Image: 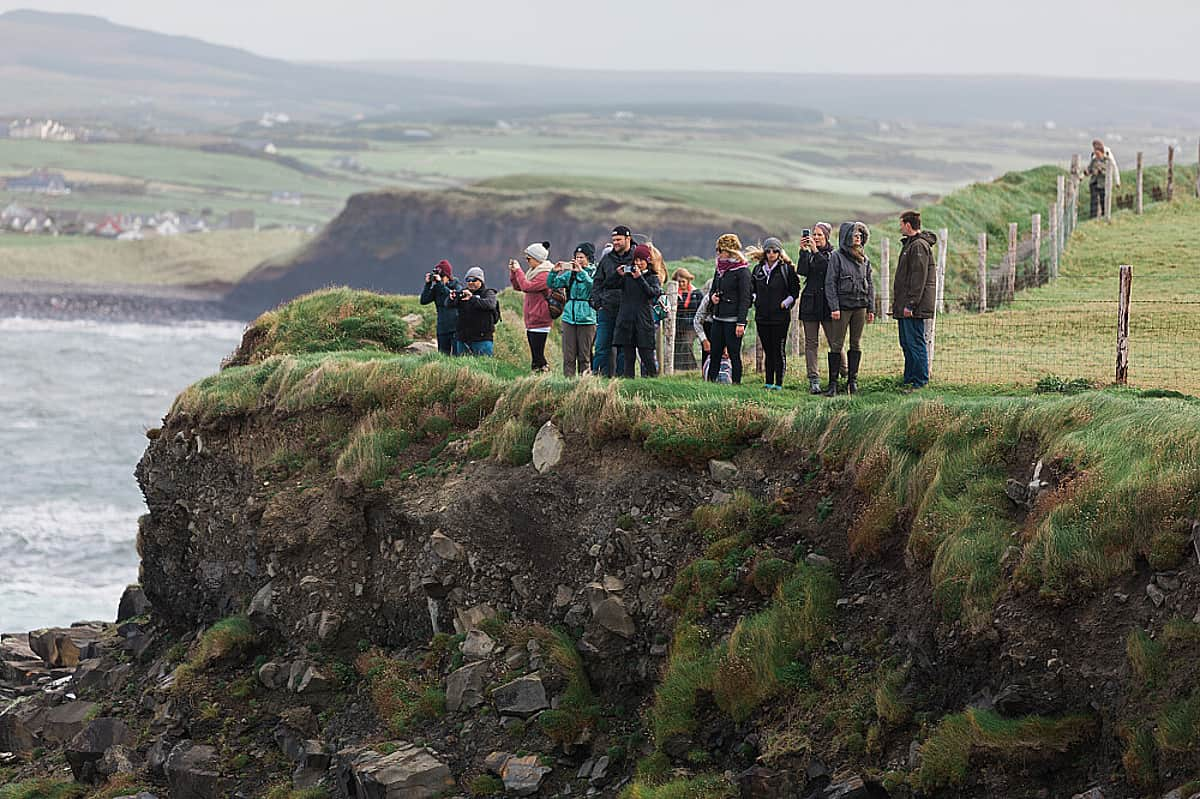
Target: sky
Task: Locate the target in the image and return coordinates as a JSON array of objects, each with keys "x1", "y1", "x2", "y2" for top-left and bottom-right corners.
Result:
[{"x1": 2, "y1": 0, "x2": 1199, "y2": 81}]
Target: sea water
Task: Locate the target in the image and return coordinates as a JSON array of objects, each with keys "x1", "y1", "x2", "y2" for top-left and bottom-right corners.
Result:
[{"x1": 0, "y1": 317, "x2": 244, "y2": 633}]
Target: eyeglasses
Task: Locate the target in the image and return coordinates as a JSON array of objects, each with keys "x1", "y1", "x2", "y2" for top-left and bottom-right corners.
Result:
[
  {"x1": 765, "y1": 248, "x2": 780, "y2": 254},
  {"x1": 466, "y1": 277, "x2": 482, "y2": 283}
]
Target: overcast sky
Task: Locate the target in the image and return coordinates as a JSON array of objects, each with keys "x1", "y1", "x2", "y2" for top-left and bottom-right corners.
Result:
[{"x1": 4, "y1": 0, "x2": 1199, "y2": 81}]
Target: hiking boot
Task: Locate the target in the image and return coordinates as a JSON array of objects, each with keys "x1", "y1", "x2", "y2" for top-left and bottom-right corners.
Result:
[
  {"x1": 824, "y1": 353, "x2": 840, "y2": 397},
  {"x1": 809, "y1": 378, "x2": 822, "y2": 394},
  {"x1": 846, "y1": 350, "x2": 862, "y2": 395}
]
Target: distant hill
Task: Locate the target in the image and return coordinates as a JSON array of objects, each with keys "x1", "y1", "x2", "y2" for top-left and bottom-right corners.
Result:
[{"x1": 3, "y1": 11, "x2": 1200, "y2": 129}]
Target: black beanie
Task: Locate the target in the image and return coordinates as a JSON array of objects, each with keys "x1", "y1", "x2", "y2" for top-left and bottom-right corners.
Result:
[{"x1": 574, "y1": 242, "x2": 595, "y2": 262}]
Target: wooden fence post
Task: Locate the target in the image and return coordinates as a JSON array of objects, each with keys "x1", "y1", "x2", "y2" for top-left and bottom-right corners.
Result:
[
  {"x1": 754, "y1": 332, "x2": 764, "y2": 374},
  {"x1": 1006, "y1": 222, "x2": 1018, "y2": 302},
  {"x1": 977, "y1": 233, "x2": 988, "y2": 312},
  {"x1": 1049, "y1": 202, "x2": 1059, "y2": 281},
  {"x1": 787, "y1": 291, "x2": 801, "y2": 359},
  {"x1": 1104, "y1": 157, "x2": 1114, "y2": 222},
  {"x1": 879, "y1": 237, "x2": 891, "y2": 317},
  {"x1": 936, "y1": 228, "x2": 948, "y2": 313},
  {"x1": 1136, "y1": 151, "x2": 1144, "y2": 214},
  {"x1": 1031, "y1": 213, "x2": 1042, "y2": 284},
  {"x1": 1056, "y1": 174, "x2": 1066, "y2": 263},
  {"x1": 1069, "y1": 154, "x2": 1081, "y2": 234},
  {"x1": 1167, "y1": 145, "x2": 1175, "y2": 202},
  {"x1": 663, "y1": 279, "x2": 678, "y2": 376},
  {"x1": 1196, "y1": 139, "x2": 1200, "y2": 198},
  {"x1": 1115, "y1": 265, "x2": 1132, "y2": 385}
]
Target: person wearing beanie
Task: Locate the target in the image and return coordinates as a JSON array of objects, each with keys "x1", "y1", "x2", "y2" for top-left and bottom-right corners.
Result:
[
  {"x1": 672, "y1": 267, "x2": 704, "y2": 371},
  {"x1": 824, "y1": 222, "x2": 875, "y2": 395},
  {"x1": 590, "y1": 225, "x2": 636, "y2": 377},
  {"x1": 613, "y1": 242, "x2": 663, "y2": 379},
  {"x1": 547, "y1": 243, "x2": 598, "y2": 377},
  {"x1": 509, "y1": 241, "x2": 555, "y2": 372},
  {"x1": 419, "y1": 258, "x2": 462, "y2": 356},
  {"x1": 797, "y1": 222, "x2": 839, "y2": 393},
  {"x1": 751, "y1": 237, "x2": 800, "y2": 390},
  {"x1": 707, "y1": 233, "x2": 753, "y2": 385},
  {"x1": 447, "y1": 266, "x2": 499, "y2": 357}
]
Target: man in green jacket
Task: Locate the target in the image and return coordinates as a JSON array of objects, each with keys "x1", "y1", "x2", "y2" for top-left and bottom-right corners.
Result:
[
  {"x1": 548, "y1": 243, "x2": 598, "y2": 376},
  {"x1": 893, "y1": 210, "x2": 938, "y2": 389}
]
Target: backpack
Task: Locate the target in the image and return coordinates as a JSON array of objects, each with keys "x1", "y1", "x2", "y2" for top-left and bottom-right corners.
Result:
[
  {"x1": 702, "y1": 354, "x2": 734, "y2": 384},
  {"x1": 546, "y1": 287, "x2": 568, "y2": 320},
  {"x1": 651, "y1": 294, "x2": 670, "y2": 324}
]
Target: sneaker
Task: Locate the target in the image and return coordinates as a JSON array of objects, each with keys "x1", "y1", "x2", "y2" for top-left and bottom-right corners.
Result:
[
  {"x1": 772, "y1": 384, "x2": 784, "y2": 391},
  {"x1": 808, "y1": 379, "x2": 822, "y2": 394},
  {"x1": 764, "y1": 383, "x2": 775, "y2": 390}
]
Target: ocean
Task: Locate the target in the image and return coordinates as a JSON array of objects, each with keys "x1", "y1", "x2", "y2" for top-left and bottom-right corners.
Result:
[{"x1": 0, "y1": 317, "x2": 244, "y2": 633}]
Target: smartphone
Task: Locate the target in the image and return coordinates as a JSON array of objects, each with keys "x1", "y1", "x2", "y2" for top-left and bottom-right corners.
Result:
[{"x1": 802, "y1": 229, "x2": 812, "y2": 238}]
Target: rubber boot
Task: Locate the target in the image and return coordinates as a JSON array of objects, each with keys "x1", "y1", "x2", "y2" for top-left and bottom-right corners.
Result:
[
  {"x1": 824, "y1": 353, "x2": 840, "y2": 397},
  {"x1": 846, "y1": 350, "x2": 862, "y2": 395},
  {"x1": 808, "y1": 377, "x2": 821, "y2": 394}
]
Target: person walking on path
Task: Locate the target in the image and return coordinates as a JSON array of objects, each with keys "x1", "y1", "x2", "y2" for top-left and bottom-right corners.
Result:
[
  {"x1": 797, "y1": 222, "x2": 839, "y2": 394},
  {"x1": 1085, "y1": 138, "x2": 1120, "y2": 220},
  {"x1": 591, "y1": 226, "x2": 635, "y2": 377},
  {"x1": 547, "y1": 242, "x2": 598, "y2": 377},
  {"x1": 509, "y1": 241, "x2": 555, "y2": 373},
  {"x1": 707, "y1": 233, "x2": 753, "y2": 385},
  {"x1": 448, "y1": 266, "x2": 499, "y2": 356},
  {"x1": 419, "y1": 259, "x2": 461, "y2": 355},
  {"x1": 751, "y1": 237, "x2": 800, "y2": 390},
  {"x1": 892, "y1": 211, "x2": 937, "y2": 389},
  {"x1": 614, "y1": 243, "x2": 663, "y2": 378},
  {"x1": 824, "y1": 222, "x2": 875, "y2": 395},
  {"x1": 673, "y1": 267, "x2": 704, "y2": 371}
]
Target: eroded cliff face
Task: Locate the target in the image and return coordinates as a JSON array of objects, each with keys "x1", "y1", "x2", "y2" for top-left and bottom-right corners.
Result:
[{"x1": 222, "y1": 188, "x2": 772, "y2": 316}]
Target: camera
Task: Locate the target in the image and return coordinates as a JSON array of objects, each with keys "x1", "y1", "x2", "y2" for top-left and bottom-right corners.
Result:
[
  {"x1": 427, "y1": 271, "x2": 439, "y2": 282},
  {"x1": 802, "y1": 229, "x2": 812, "y2": 238}
]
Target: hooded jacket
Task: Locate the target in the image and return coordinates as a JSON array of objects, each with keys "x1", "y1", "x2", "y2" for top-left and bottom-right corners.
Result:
[
  {"x1": 510, "y1": 260, "x2": 554, "y2": 330},
  {"x1": 892, "y1": 230, "x2": 938, "y2": 319},
  {"x1": 825, "y1": 222, "x2": 875, "y2": 313},
  {"x1": 711, "y1": 259, "x2": 753, "y2": 324},
  {"x1": 546, "y1": 263, "x2": 598, "y2": 326},
  {"x1": 419, "y1": 277, "x2": 462, "y2": 335},
  {"x1": 614, "y1": 266, "x2": 663, "y2": 349},
  {"x1": 592, "y1": 246, "x2": 635, "y2": 313},
  {"x1": 752, "y1": 258, "x2": 801, "y2": 325},
  {"x1": 796, "y1": 245, "x2": 834, "y2": 321},
  {"x1": 448, "y1": 285, "x2": 499, "y2": 343}
]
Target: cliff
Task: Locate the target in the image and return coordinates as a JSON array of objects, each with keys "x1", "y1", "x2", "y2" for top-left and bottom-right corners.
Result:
[{"x1": 3, "y1": 290, "x2": 1200, "y2": 799}]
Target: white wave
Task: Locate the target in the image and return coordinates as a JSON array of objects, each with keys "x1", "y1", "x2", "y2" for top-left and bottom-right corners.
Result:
[
  {"x1": 0, "y1": 316, "x2": 246, "y2": 341},
  {"x1": 0, "y1": 500, "x2": 141, "y2": 554}
]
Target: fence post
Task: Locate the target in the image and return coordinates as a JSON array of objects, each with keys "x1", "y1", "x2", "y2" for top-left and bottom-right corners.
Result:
[
  {"x1": 1031, "y1": 213, "x2": 1042, "y2": 284},
  {"x1": 787, "y1": 291, "x2": 801, "y2": 359},
  {"x1": 1049, "y1": 202, "x2": 1059, "y2": 281},
  {"x1": 1136, "y1": 151, "x2": 1144, "y2": 214},
  {"x1": 977, "y1": 233, "x2": 988, "y2": 312},
  {"x1": 1104, "y1": 157, "x2": 1114, "y2": 222},
  {"x1": 1069, "y1": 154, "x2": 1081, "y2": 233},
  {"x1": 1196, "y1": 139, "x2": 1200, "y2": 198},
  {"x1": 879, "y1": 237, "x2": 891, "y2": 317},
  {"x1": 1006, "y1": 222, "x2": 1018, "y2": 302},
  {"x1": 1167, "y1": 145, "x2": 1175, "y2": 202},
  {"x1": 936, "y1": 228, "x2": 948, "y2": 313},
  {"x1": 1056, "y1": 173, "x2": 1066, "y2": 263},
  {"x1": 1115, "y1": 265, "x2": 1133, "y2": 385},
  {"x1": 663, "y1": 279, "x2": 678, "y2": 376},
  {"x1": 754, "y1": 332, "x2": 764, "y2": 374}
]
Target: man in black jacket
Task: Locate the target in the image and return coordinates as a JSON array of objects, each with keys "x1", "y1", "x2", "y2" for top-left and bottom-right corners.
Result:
[
  {"x1": 447, "y1": 266, "x2": 499, "y2": 357},
  {"x1": 590, "y1": 225, "x2": 635, "y2": 377},
  {"x1": 893, "y1": 211, "x2": 937, "y2": 388}
]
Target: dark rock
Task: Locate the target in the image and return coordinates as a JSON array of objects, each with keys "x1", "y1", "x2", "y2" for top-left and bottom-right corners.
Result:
[
  {"x1": 247, "y1": 581, "x2": 277, "y2": 630},
  {"x1": 42, "y1": 700, "x2": 99, "y2": 743},
  {"x1": 493, "y1": 674, "x2": 549, "y2": 718},
  {"x1": 337, "y1": 743, "x2": 453, "y2": 799},
  {"x1": 66, "y1": 717, "x2": 133, "y2": 783},
  {"x1": 824, "y1": 775, "x2": 868, "y2": 798},
  {"x1": 0, "y1": 712, "x2": 36, "y2": 754},
  {"x1": 708, "y1": 459, "x2": 739, "y2": 483},
  {"x1": 484, "y1": 750, "x2": 512, "y2": 774},
  {"x1": 460, "y1": 630, "x2": 496, "y2": 661},
  {"x1": 738, "y1": 765, "x2": 786, "y2": 798},
  {"x1": 446, "y1": 661, "x2": 489, "y2": 712},
  {"x1": 165, "y1": 741, "x2": 220, "y2": 799},
  {"x1": 295, "y1": 665, "x2": 333, "y2": 694},
  {"x1": 1070, "y1": 789, "x2": 1104, "y2": 799},
  {"x1": 70, "y1": 658, "x2": 113, "y2": 693},
  {"x1": 501, "y1": 753, "x2": 552, "y2": 796},
  {"x1": 1147, "y1": 583, "x2": 1166, "y2": 607},
  {"x1": 117, "y1": 585, "x2": 150, "y2": 622},
  {"x1": 592, "y1": 596, "x2": 637, "y2": 639},
  {"x1": 27, "y1": 625, "x2": 105, "y2": 668},
  {"x1": 258, "y1": 660, "x2": 289, "y2": 690},
  {"x1": 97, "y1": 744, "x2": 136, "y2": 780}
]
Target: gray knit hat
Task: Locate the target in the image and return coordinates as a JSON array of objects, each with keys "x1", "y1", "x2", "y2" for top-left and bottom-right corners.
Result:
[
  {"x1": 524, "y1": 241, "x2": 550, "y2": 262},
  {"x1": 465, "y1": 266, "x2": 485, "y2": 283},
  {"x1": 763, "y1": 237, "x2": 784, "y2": 251}
]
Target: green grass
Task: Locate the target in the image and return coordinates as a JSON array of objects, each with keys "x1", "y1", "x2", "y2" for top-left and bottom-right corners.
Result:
[
  {"x1": 618, "y1": 775, "x2": 734, "y2": 799},
  {"x1": 1155, "y1": 689, "x2": 1200, "y2": 753},
  {"x1": 1126, "y1": 629, "x2": 1166, "y2": 685},
  {"x1": 172, "y1": 614, "x2": 256, "y2": 694},
  {"x1": 0, "y1": 780, "x2": 85, "y2": 799}
]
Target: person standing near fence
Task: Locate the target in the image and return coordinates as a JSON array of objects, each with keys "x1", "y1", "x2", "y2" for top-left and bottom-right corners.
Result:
[
  {"x1": 893, "y1": 211, "x2": 937, "y2": 390},
  {"x1": 1085, "y1": 139, "x2": 1120, "y2": 220},
  {"x1": 707, "y1": 233, "x2": 753, "y2": 385},
  {"x1": 797, "y1": 222, "x2": 837, "y2": 394},
  {"x1": 614, "y1": 243, "x2": 663, "y2": 379},
  {"x1": 825, "y1": 222, "x2": 875, "y2": 395},
  {"x1": 673, "y1": 268, "x2": 703, "y2": 371},
  {"x1": 591, "y1": 226, "x2": 634, "y2": 377},
  {"x1": 548, "y1": 243, "x2": 597, "y2": 377},
  {"x1": 751, "y1": 237, "x2": 800, "y2": 390},
  {"x1": 509, "y1": 241, "x2": 555, "y2": 373}
]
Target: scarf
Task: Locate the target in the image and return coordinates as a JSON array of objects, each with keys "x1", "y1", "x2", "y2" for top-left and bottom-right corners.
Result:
[
  {"x1": 715, "y1": 256, "x2": 747, "y2": 277},
  {"x1": 526, "y1": 260, "x2": 554, "y2": 280}
]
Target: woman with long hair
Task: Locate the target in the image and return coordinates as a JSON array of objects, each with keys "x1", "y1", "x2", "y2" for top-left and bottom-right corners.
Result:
[
  {"x1": 751, "y1": 237, "x2": 800, "y2": 390},
  {"x1": 796, "y1": 222, "x2": 839, "y2": 394},
  {"x1": 706, "y1": 233, "x2": 753, "y2": 384},
  {"x1": 824, "y1": 222, "x2": 875, "y2": 395}
]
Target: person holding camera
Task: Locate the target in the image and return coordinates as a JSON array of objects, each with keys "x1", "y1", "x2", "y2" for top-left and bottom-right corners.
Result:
[
  {"x1": 824, "y1": 222, "x2": 875, "y2": 395},
  {"x1": 419, "y1": 259, "x2": 461, "y2": 355},
  {"x1": 797, "y1": 222, "x2": 838, "y2": 394},
  {"x1": 447, "y1": 266, "x2": 499, "y2": 356},
  {"x1": 707, "y1": 233, "x2": 753, "y2": 385},
  {"x1": 614, "y1": 243, "x2": 663, "y2": 379},
  {"x1": 591, "y1": 225, "x2": 635, "y2": 377},
  {"x1": 509, "y1": 241, "x2": 555, "y2": 373},
  {"x1": 547, "y1": 243, "x2": 598, "y2": 377},
  {"x1": 751, "y1": 237, "x2": 800, "y2": 390}
]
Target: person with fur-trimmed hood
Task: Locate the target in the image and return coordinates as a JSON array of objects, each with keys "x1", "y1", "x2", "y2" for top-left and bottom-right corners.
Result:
[
  {"x1": 750, "y1": 237, "x2": 801, "y2": 390},
  {"x1": 824, "y1": 222, "x2": 875, "y2": 395},
  {"x1": 707, "y1": 233, "x2": 753, "y2": 385}
]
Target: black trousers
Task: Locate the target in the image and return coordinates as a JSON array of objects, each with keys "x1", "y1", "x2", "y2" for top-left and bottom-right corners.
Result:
[
  {"x1": 707, "y1": 321, "x2": 744, "y2": 384},
  {"x1": 621, "y1": 344, "x2": 657, "y2": 378},
  {"x1": 757, "y1": 321, "x2": 789, "y2": 386},
  {"x1": 1090, "y1": 183, "x2": 1105, "y2": 219},
  {"x1": 527, "y1": 331, "x2": 549, "y2": 371}
]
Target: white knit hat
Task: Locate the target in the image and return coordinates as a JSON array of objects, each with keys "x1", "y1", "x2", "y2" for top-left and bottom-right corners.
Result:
[{"x1": 524, "y1": 241, "x2": 550, "y2": 262}]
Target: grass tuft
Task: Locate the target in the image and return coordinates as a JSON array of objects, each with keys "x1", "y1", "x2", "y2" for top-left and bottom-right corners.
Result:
[
  {"x1": 618, "y1": 775, "x2": 735, "y2": 799},
  {"x1": 1126, "y1": 629, "x2": 1166, "y2": 686}
]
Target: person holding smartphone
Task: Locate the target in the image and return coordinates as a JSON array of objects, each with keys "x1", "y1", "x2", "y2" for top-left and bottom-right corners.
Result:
[
  {"x1": 824, "y1": 222, "x2": 875, "y2": 395},
  {"x1": 509, "y1": 241, "x2": 555, "y2": 373},
  {"x1": 547, "y1": 243, "x2": 597, "y2": 377},
  {"x1": 751, "y1": 237, "x2": 800, "y2": 390},
  {"x1": 796, "y1": 222, "x2": 838, "y2": 393},
  {"x1": 707, "y1": 233, "x2": 753, "y2": 385}
]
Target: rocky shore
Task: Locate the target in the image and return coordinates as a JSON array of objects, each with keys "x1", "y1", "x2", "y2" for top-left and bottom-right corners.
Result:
[{"x1": 0, "y1": 281, "x2": 239, "y2": 323}]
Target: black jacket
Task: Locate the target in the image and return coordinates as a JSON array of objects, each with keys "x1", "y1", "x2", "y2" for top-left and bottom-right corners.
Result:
[
  {"x1": 796, "y1": 247, "x2": 833, "y2": 321},
  {"x1": 893, "y1": 230, "x2": 938, "y2": 319},
  {"x1": 448, "y1": 287, "x2": 498, "y2": 343},
  {"x1": 591, "y1": 247, "x2": 635, "y2": 313},
  {"x1": 825, "y1": 223, "x2": 875, "y2": 313},
  {"x1": 752, "y1": 260, "x2": 801, "y2": 325},
  {"x1": 420, "y1": 278, "x2": 461, "y2": 335},
  {"x1": 614, "y1": 269, "x2": 663, "y2": 349},
  {"x1": 710, "y1": 264, "x2": 753, "y2": 324}
]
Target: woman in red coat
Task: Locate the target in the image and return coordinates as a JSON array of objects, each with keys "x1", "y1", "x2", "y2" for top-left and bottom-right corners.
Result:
[{"x1": 509, "y1": 241, "x2": 555, "y2": 372}]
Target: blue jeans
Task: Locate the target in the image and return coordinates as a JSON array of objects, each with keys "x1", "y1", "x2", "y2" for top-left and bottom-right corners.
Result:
[
  {"x1": 592, "y1": 309, "x2": 624, "y2": 377},
  {"x1": 436, "y1": 330, "x2": 456, "y2": 356},
  {"x1": 454, "y1": 340, "x2": 494, "y2": 357},
  {"x1": 898, "y1": 317, "x2": 929, "y2": 387}
]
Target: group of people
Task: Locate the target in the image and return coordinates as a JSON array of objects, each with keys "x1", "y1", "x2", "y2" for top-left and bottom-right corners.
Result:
[{"x1": 420, "y1": 209, "x2": 942, "y2": 394}]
